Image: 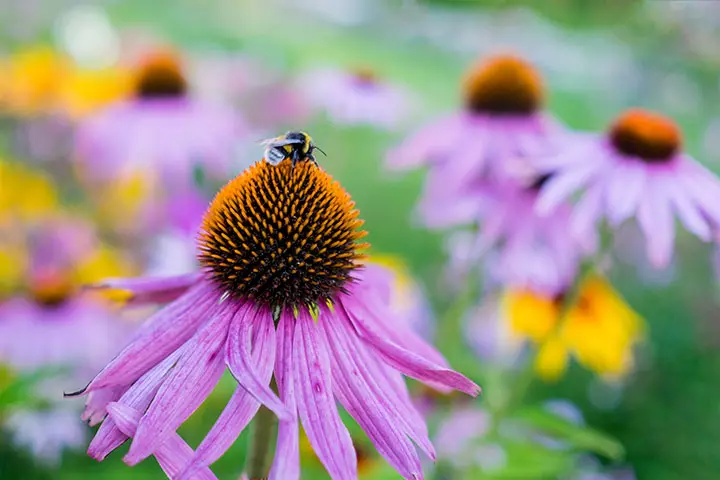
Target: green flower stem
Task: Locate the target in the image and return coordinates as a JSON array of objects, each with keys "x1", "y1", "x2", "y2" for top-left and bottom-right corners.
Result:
[{"x1": 245, "y1": 404, "x2": 277, "y2": 480}]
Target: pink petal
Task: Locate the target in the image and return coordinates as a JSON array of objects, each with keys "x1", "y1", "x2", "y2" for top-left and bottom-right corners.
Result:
[
  {"x1": 180, "y1": 309, "x2": 278, "y2": 477},
  {"x1": 386, "y1": 115, "x2": 466, "y2": 170},
  {"x1": 90, "y1": 273, "x2": 202, "y2": 306},
  {"x1": 329, "y1": 307, "x2": 435, "y2": 459},
  {"x1": 605, "y1": 161, "x2": 646, "y2": 226},
  {"x1": 342, "y1": 299, "x2": 480, "y2": 397},
  {"x1": 226, "y1": 305, "x2": 290, "y2": 420},
  {"x1": 536, "y1": 161, "x2": 598, "y2": 215},
  {"x1": 106, "y1": 403, "x2": 217, "y2": 480},
  {"x1": 343, "y1": 286, "x2": 447, "y2": 367},
  {"x1": 570, "y1": 179, "x2": 605, "y2": 252},
  {"x1": 69, "y1": 283, "x2": 217, "y2": 394},
  {"x1": 293, "y1": 308, "x2": 357, "y2": 480},
  {"x1": 662, "y1": 173, "x2": 711, "y2": 241},
  {"x1": 125, "y1": 308, "x2": 232, "y2": 465},
  {"x1": 269, "y1": 313, "x2": 300, "y2": 480},
  {"x1": 322, "y1": 308, "x2": 426, "y2": 478},
  {"x1": 637, "y1": 185, "x2": 676, "y2": 269},
  {"x1": 678, "y1": 159, "x2": 720, "y2": 225},
  {"x1": 88, "y1": 349, "x2": 183, "y2": 460}
]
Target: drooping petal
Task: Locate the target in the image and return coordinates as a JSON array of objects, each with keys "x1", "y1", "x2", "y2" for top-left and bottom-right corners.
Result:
[
  {"x1": 342, "y1": 299, "x2": 480, "y2": 397},
  {"x1": 269, "y1": 312, "x2": 300, "y2": 480},
  {"x1": 569, "y1": 179, "x2": 605, "y2": 252},
  {"x1": 343, "y1": 285, "x2": 447, "y2": 367},
  {"x1": 328, "y1": 305, "x2": 435, "y2": 459},
  {"x1": 82, "y1": 386, "x2": 125, "y2": 426},
  {"x1": 88, "y1": 349, "x2": 183, "y2": 460},
  {"x1": 69, "y1": 282, "x2": 217, "y2": 394},
  {"x1": 125, "y1": 307, "x2": 233, "y2": 465},
  {"x1": 636, "y1": 184, "x2": 675, "y2": 269},
  {"x1": 535, "y1": 161, "x2": 599, "y2": 215},
  {"x1": 322, "y1": 308, "x2": 425, "y2": 478},
  {"x1": 90, "y1": 273, "x2": 202, "y2": 306},
  {"x1": 179, "y1": 308, "x2": 278, "y2": 478},
  {"x1": 226, "y1": 304, "x2": 290, "y2": 420},
  {"x1": 605, "y1": 161, "x2": 646, "y2": 226},
  {"x1": 293, "y1": 308, "x2": 357, "y2": 480},
  {"x1": 106, "y1": 403, "x2": 217, "y2": 480},
  {"x1": 661, "y1": 171, "x2": 712, "y2": 241},
  {"x1": 386, "y1": 114, "x2": 466, "y2": 170}
]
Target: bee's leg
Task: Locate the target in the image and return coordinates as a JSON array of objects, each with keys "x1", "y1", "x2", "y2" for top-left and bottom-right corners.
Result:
[
  {"x1": 291, "y1": 150, "x2": 300, "y2": 168},
  {"x1": 307, "y1": 153, "x2": 318, "y2": 166}
]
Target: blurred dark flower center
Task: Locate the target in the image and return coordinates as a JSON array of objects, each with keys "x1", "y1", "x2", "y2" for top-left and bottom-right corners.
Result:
[
  {"x1": 351, "y1": 67, "x2": 378, "y2": 88},
  {"x1": 135, "y1": 52, "x2": 187, "y2": 99},
  {"x1": 609, "y1": 109, "x2": 680, "y2": 162},
  {"x1": 28, "y1": 270, "x2": 74, "y2": 308},
  {"x1": 463, "y1": 55, "x2": 543, "y2": 115},
  {"x1": 198, "y1": 159, "x2": 369, "y2": 309}
]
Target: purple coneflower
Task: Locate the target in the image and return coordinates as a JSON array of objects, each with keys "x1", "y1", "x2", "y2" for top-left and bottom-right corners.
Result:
[
  {"x1": 71, "y1": 158, "x2": 479, "y2": 479},
  {"x1": 0, "y1": 218, "x2": 130, "y2": 376},
  {"x1": 536, "y1": 108, "x2": 720, "y2": 268},
  {"x1": 299, "y1": 67, "x2": 414, "y2": 130},
  {"x1": 74, "y1": 49, "x2": 247, "y2": 192},
  {"x1": 441, "y1": 179, "x2": 582, "y2": 295},
  {"x1": 387, "y1": 54, "x2": 570, "y2": 196}
]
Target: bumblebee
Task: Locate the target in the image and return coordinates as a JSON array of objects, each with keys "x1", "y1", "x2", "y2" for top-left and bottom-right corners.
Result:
[{"x1": 261, "y1": 131, "x2": 325, "y2": 167}]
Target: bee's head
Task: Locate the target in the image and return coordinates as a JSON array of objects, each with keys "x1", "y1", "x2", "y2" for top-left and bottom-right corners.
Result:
[{"x1": 285, "y1": 131, "x2": 311, "y2": 148}]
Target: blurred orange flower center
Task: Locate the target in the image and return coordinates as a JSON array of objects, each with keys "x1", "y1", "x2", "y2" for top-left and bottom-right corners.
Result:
[
  {"x1": 463, "y1": 54, "x2": 544, "y2": 115},
  {"x1": 135, "y1": 51, "x2": 187, "y2": 99},
  {"x1": 609, "y1": 108, "x2": 681, "y2": 162},
  {"x1": 351, "y1": 67, "x2": 378, "y2": 86},
  {"x1": 28, "y1": 270, "x2": 75, "y2": 307}
]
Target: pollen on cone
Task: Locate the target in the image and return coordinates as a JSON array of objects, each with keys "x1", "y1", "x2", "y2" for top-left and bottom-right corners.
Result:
[{"x1": 198, "y1": 159, "x2": 369, "y2": 308}]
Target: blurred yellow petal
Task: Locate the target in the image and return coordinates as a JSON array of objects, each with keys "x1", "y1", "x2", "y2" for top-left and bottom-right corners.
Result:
[
  {"x1": 74, "y1": 245, "x2": 133, "y2": 285},
  {"x1": 561, "y1": 276, "x2": 644, "y2": 379},
  {"x1": 0, "y1": 246, "x2": 26, "y2": 297},
  {"x1": 0, "y1": 161, "x2": 59, "y2": 221},
  {"x1": 1, "y1": 46, "x2": 70, "y2": 115},
  {"x1": 58, "y1": 67, "x2": 133, "y2": 119},
  {"x1": 534, "y1": 337, "x2": 569, "y2": 382},
  {"x1": 504, "y1": 289, "x2": 558, "y2": 342}
]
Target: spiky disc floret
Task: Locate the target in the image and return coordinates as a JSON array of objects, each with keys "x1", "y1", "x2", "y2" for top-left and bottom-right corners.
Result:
[{"x1": 198, "y1": 160, "x2": 369, "y2": 308}]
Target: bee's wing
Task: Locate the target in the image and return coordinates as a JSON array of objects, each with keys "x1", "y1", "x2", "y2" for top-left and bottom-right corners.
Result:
[
  {"x1": 265, "y1": 147, "x2": 287, "y2": 165},
  {"x1": 260, "y1": 137, "x2": 305, "y2": 147}
]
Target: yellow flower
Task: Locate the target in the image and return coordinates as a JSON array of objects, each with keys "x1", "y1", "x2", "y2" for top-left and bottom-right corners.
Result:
[
  {"x1": 503, "y1": 276, "x2": 644, "y2": 381},
  {"x1": 0, "y1": 161, "x2": 59, "y2": 222},
  {"x1": 0, "y1": 240, "x2": 27, "y2": 298},
  {"x1": 89, "y1": 169, "x2": 157, "y2": 232},
  {"x1": 73, "y1": 244, "x2": 133, "y2": 286},
  {"x1": 0, "y1": 46, "x2": 70, "y2": 115},
  {"x1": 57, "y1": 66, "x2": 133, "y2": 119}
]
